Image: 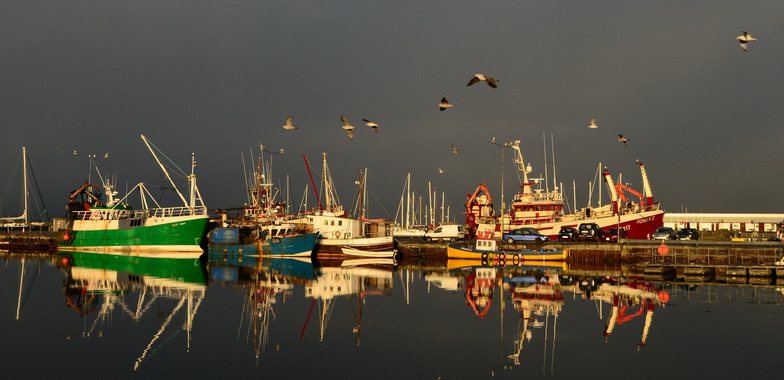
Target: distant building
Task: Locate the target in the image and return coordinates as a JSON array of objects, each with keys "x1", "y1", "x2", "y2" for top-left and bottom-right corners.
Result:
[{"x1": 664, "y1": 213, "x2": 784, "y2": 232}]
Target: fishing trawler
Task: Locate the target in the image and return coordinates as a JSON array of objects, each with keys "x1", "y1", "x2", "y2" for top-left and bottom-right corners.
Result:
[
  {"x1": 466, "y1": 140, "x2": 664, "y2": 240},
  {"x1": 209, "y1": 145, "x2": 318, "y2": 257},
  {"x1": 299, "y1": 153, "x2": 394, "y2": 257},
  {"x1": 57, "y1": 135, "x2": 210, "y2": 253}
]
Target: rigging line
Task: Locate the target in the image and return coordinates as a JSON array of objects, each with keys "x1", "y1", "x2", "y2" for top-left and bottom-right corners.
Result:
[
  {"x1": 0, "y1": 150, "x2": 22, "y2": 215},
  {"x1": 367, "y1": 186, "x2": 392, "y2": 220},
  {"x1": 143, "y1": 139, "x2": 188, "y2": 179},
  {"x1": 25, "y1": 151, "x2": 50, "y2": 221},
  {"x1": 237, "y1": 293, "x2": 248, "y2": 342}
]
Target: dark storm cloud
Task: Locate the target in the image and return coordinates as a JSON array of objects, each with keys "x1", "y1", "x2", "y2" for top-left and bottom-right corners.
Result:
[{"x1": 3, "y1": 1, "x2": 784, "y2": 222}]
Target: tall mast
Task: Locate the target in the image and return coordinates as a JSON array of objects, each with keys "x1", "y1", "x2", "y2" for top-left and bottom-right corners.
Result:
[
  {"x1": 510, "y1": 141, "x2": 532, "y2": 194},
  {"x1": 406, "y1": 173, "x2": 411, "y2": 227},
  {"x1": 551, "y1": 133, "x2": 557, "y2": 192},
  {"x1": 542, "y1": 131, "x2": 549, "y2": 192},
  {"x1": 23, "y1": 147, "x2": 28, "y2": 225},
  {"x1": 189, "y1": 153, "x2": 196, "y2": 208},
  {"x1": 322, "y1": 153, "x2": 330, "y2": 209},
  {"x1": 441, "y1": 191, "x2": 445, "y2": 224}
]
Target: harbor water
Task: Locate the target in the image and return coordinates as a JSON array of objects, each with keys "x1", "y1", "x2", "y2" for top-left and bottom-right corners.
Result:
[{"x1": 2, "y1": 250, "x2": 783, "y2": 379}]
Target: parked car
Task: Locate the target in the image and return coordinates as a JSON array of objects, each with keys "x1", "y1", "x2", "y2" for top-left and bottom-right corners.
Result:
[
  {"x1": 676, "y1": 228, "x2": 700, "y2": 240},
  {"x1": 603, "y1": 228, "x2": 629, "y2": 242},
  {"x1": 558, "y1": 227, "x2": 578, "y2": 241},
  {"x1": 578, "y1": 223, "x2": 604, "y2": 241},
  {"x1": 652, "y1": 227, "x2": 676, "y2": 240},
  {"x1": 503, "y1": 228, "x2": 549, "y2": 244},
  {"x1": 424, "y1": 224, "x2": 465, "y2": 242}
]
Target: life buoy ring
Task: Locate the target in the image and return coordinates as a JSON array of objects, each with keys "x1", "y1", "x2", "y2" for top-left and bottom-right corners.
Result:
[
  {"x1": 335, "y1": 231, "x2": 341, "y2": 238},
  {"x1": 481, "y1": 253, "x2": 488, "y2": 260}
]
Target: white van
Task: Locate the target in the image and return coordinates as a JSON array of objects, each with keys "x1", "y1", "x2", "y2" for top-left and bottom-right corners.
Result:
[{"x1": 424, "y1": 224, "x2": 465, "y2": 242}]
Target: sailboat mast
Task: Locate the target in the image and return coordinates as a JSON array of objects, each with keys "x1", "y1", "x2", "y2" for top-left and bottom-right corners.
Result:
[
  {"x1": 441, "y1": 191, "x2": 445, "y2": 224},
  {"x1": 406, "y1": 174, "x2": 411, "y2": 227},
  {"x1": 551, "y1": 133, "x2": 557, "y2": 192},
  {"x1": 23, "y1": 147, "x2": 28, "y2": 225}
]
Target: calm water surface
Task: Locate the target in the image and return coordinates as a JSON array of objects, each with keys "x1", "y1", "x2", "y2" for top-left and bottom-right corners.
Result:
[{"x1": 2, "y1": 250, "x2": 783, "y2": 379}]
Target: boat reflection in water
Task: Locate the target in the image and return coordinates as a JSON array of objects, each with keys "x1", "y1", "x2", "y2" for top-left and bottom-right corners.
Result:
[
  {"x1": 423, "y1": 258, "x2": 672, "y2": 376},
  {"x1": 4, "y1": 246, "x2": 784, "y2": 377},
  {"x1": 59, "y1": 250, "x2": 207, "y2": 371},
  {"x1": 207, "y1": 248, "x2": 395, "y2": 355},
  {"x1": 305, "y1": 257, "x2": 395, "y2": 346},
  {"x1": 209, "y1": 252, "x2": 316, "y2": 363}
]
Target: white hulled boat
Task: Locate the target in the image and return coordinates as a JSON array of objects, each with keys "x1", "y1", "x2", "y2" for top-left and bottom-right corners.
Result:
[{"x1": 300, "y1": 153, "x2": 394, "y2": 257}]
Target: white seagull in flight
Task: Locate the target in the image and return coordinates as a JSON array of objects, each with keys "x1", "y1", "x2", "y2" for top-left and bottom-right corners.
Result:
[
  {"x1": 438, "y1": 97, "x2": 454, "y2": 111},
  {"x1": 341, "y1": 116, "x2": 355, "y2": 140},
  {"x1": 617, "y1": 134, "x2": 629, "y2": 147},
  {"x1": 282, "y1": 116, "x2": 298, "y2": 130},
  {"x1": 451, "y1": 144, "x2": 461, "y2": 154},
  {"x1": 467, "y1": 74, "x2": 499, "y2": 88},
  {"x1": 736, "y1": 30, "x2": 757, "y2": 53},
  {"x1": 362, "y1": 118, "x2": 379, "y2": 133},
  {"x1": 588, "y1": 118, "x2": 598, "y2": 129}
]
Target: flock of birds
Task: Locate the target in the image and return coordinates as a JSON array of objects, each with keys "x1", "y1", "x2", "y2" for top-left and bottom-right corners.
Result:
[{"x1": 278, "y1": 31, "x2": 757, "y2": 159}]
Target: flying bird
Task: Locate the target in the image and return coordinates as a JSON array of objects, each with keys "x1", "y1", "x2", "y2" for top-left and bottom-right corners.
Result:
[
  {"x1": 736, "y1": 30, "x2": 757, "y2": 53},
  {"x1": 617, "y1": 134, "x2": 629, "y2": 147},
  {"x1": 438, "y1": 167, "x2": 446, "y2": 174},
  {"x1": 341, "y1": 116, "x2": 355, "y2": 140},
  {"x1": 467, "y1": 74, "x2": 499, "y2": 88},
  {"x1": 362, "y1": 118, "x2": 379, "y2": 133},
  {"x1": 588, "y1": 118, "x2": 598, "y2": 129},
  {"x1": 451, "y1": 144, "x2": 461, "y2": 154},
  {"x1": 763, "y1": 160, "x2": 778, "y2": 166},
  {"x1": 282, "y1": 116, "x2": 297, "y2": 130},
  {"x1": 438, "y1": 97, "x2": 454, "y2": 111}
]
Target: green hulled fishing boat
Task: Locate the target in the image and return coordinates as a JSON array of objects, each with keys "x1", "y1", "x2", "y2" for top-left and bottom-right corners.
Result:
[{"x1": 58, "y1": 135, "x2": 210, "y2": 253}]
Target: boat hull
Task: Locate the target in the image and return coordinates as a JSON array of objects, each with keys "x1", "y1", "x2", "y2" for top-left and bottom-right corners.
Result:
[
  {"x1": 512, "y1": 209, "x2": 665, "y2": 240},
  {"x1": 209, "y1": 232, "x2": 319, "y2": 258},
  {"x1": 58, "y1": 215, "x2": 210, "y2": 253},
  {"x1": 314, "y1": 236, "x2": 394, "y2": 256},
  {"x1": 341, "y1": 247, "x2": 397, "y2": 259},
  {"x1": 447, "y1": 244, "x2": 569, "y2": 261}
]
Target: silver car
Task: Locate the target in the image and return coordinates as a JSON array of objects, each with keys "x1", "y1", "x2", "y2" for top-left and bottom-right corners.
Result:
[{"x1": 652, "y1": 227, "x2": 676, "y2": 240}]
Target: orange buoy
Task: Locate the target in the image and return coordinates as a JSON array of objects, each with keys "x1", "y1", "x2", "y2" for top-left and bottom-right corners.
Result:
[{"x1": 63, "y1": 233, "x2": 70, "y2": 241}]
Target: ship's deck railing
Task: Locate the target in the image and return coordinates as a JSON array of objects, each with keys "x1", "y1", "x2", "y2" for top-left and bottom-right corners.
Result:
[
  {"x1": 513, "y1": 192, "x2": 563, "y2": 203},
  {"x1": 72, "y1": 206, "x2": 208, "y2": 221}
]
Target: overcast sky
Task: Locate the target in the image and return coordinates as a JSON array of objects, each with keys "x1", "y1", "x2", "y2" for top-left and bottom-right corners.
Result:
[{"x1": 2, "y1": 1, "x2": 784, "y2": 223}]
